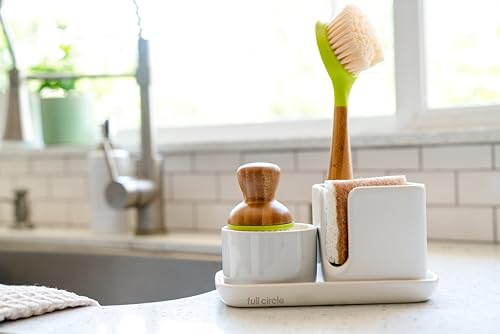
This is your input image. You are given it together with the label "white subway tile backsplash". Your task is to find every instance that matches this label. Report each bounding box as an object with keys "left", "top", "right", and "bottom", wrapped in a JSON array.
[
  {"left": 0, "top": 158, "right": 29, "bottom": 175},
  {"left": 31, "top": 158, "right": 66, "bottom": 175},
  {"left": 427, "top": 207, "right": 494, "bottom": 241},
  {"left": 423, "top": 145, "right": 492, "bottom": 170},
  {"left": 68, "top": 202, "right": 90, "bottom": 228},
  {"left": 67, "top": 158, "right": 88, "bottom": 175},
  {"left": 51, "top": 176, "right": 88, "bottom": 200},
  {"left": 404, "top": 172, "right": 455, "bottom": 205},
  {"left": 2, "top": 140, "right": 500, "bottom": 242},
  {"left": 496, "top": 208, "right": 500, "bottom": 242},
  {"left": 165, "top": 202, "right": 195, "bottom": 230},
  {"left": 353, "top": 170, "right": 389, "bottom": 178},
  {"left": 297, "top": 150, "right": 329, "bottom": 172},
  {"left": 196, "top": 203, "right": 233, "bottom": 231},
  {"left": 495, "top": 145, "right": 500, "bottom": 169},
  {"left": 0, "top": 178, "right": 13, "bottom": 197},
  {"left": 164, "top": 154, "right": 192, "bottom": 172},
  {"left": 13, "top": 177, "right": 50, "bottom": 200},
  {"left": 458, "top": 171, "right": 500, "bottom": 205},
  {"left": 172, "top": 174, "right": 217, "bottom": 200},
  {"left": 278, "top": 172, "right": 323, "bottom": 202},
  {"left": 219, "top": 174, "right": 241, "bottom": 201},
  {"left": 31, "top": 201, "right": 68, "bottom": 226},
  {"left": 194, "top": 153, "right": 240, "bottom": 172},
  {"left": 163, "top": 174, "right": 173, "bottom": 200},
  {"left": 356, "top": 148, "right": 419, "bottom": 170},
  {"left": 292, "top": 203, "right": 311, "bottom": 224},
  {"left": 0, "top": 202, "right": 12, "bottom": 222},
  {"left": 243, "top": 151, "right": 295, "bottom": 171}
]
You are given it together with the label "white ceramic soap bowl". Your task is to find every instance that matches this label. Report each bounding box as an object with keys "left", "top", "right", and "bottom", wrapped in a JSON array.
[{"left": 222, "top": 223, "right": 318, "bottom": 284}]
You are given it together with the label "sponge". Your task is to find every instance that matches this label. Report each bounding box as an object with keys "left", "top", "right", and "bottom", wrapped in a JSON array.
[{"left": 325, "top": 175, "right": 407, "bottom": 265}]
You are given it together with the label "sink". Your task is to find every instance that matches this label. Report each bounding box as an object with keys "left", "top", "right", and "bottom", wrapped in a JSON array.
[{"left": 0, "top": 250, "right": 221, "bottom": 305}]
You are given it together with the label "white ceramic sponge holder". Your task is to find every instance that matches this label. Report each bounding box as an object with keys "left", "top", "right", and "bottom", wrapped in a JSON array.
[
  {"left": 313, "top": 182, "right": 428, "bottom": 281},
  {"left": 216, "top": 183, "right": 438, "bottom": 307}
]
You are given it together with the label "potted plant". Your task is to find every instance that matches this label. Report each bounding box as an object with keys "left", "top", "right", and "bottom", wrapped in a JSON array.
[{"left": 30, "top": 43, "right": 98, "bottom": 146}]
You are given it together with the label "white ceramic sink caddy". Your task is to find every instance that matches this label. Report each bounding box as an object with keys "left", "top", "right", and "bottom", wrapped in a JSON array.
[{"left": 216, "top": 182, "right": 438, "bottom": 307}]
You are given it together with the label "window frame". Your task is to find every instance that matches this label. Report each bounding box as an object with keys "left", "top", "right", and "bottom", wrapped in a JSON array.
[
  {"left": 115, "top": 0, "right": 500, "bottom": 148},
  {"left": 394, "top": 0, "right": 500, "bottom": 130}
]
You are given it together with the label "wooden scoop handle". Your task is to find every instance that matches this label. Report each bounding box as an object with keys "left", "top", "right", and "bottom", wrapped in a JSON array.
[
  {"left": 229, "top": 162, "right": 292, "bottom": 226},
  {"left": 237, "top": 162, "right": 280, "bottom": 203}
]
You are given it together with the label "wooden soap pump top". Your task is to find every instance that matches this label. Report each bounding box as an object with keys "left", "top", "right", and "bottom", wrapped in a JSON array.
[{"left": 228, "top": 162, "right": 293, "bottom": 227}]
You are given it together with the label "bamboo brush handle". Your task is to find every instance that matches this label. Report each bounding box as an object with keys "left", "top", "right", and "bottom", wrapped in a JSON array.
[{"left": 327, "top": 106, "right": 353, "bottom": 180}]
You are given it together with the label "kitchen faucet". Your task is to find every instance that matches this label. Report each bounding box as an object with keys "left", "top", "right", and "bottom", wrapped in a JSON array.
[
  {"left": 100, "top": 1, "right": 164, "bottom": 234},
  {"left": 102, "top": 36, "right": 165, "bottom": 235},
  {"left": 26, "top": 37, "right": 165, "bottom": 235}
]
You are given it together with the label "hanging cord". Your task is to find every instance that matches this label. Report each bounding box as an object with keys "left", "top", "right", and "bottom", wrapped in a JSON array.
[
  {"left": 132, "top": 0, "right": 143, "bottom": 38},
  {"left": 0, "top": 0, "right": 18, "bottom": 68}
]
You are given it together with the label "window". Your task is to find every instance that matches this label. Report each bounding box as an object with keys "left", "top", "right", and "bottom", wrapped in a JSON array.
[
  {"left": 1, "top": 0, "right": 139, "bottom": 131},
  {"left": 146, "top": 0, "right": 395, "bottom": 126},
  {"left": 1, "top": 0, "right": 499, "bottom": 141},
  {"left": 424, "top": 0, "right": 500, "bottom": 109}
]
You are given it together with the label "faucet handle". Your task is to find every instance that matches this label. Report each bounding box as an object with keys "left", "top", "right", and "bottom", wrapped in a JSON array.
[
  {"left": 100, "top": 120, "right": 158, "bottom": 211},
  {"left": 101, "top": 119, "right": 111, "bottom": 141},
  {"left": 105, "top": 176, "right": 156, "bottom": 209},
  {"left": 101, "top": 119, "right": 119, "bottom": 181}
]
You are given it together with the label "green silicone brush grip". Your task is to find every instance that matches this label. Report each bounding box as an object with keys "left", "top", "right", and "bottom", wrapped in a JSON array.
[{"left": 315, "top": 21, "right": 356, "bottom": 107}]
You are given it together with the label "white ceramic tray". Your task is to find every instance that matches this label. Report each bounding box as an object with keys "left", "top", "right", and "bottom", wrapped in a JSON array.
[{"left": 215, "top": 267, "right": 438, "bottom": 308}]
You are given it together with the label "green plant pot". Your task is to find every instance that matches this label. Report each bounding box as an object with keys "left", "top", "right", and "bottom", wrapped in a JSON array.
[{"left": 40, "top": 94, "right": 98, "bottom": 145}]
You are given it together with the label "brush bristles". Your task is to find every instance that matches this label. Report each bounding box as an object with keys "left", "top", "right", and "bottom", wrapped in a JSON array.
[{"left": 327, "top": 5, "right": 383, "bottom": 76}]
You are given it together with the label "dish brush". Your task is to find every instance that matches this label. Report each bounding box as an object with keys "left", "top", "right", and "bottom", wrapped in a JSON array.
[{"left": 316, "top": 4, "right": 383, "bottom": 180}]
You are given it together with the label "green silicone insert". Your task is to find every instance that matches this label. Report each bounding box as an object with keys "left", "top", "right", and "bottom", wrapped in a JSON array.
[{"left": 227, "top": 222, "right": 295, "bottom": 232}]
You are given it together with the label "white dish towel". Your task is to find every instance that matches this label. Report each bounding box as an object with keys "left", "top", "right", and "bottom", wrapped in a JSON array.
[{"left": 0, "top": 284, "right": 99, "bottom": 322}]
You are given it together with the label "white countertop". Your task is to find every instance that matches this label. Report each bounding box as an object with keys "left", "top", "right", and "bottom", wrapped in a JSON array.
[{"left": 2, "top": 241, "right": 500, "bottom": 333}]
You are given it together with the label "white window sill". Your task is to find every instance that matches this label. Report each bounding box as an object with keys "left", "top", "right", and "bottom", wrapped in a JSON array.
[
  {"left": 134, "top": 122, "right": 500, "bottom": 153},
  {"left": 2, "top": 123, "right": 500, "bottom": 157}
]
